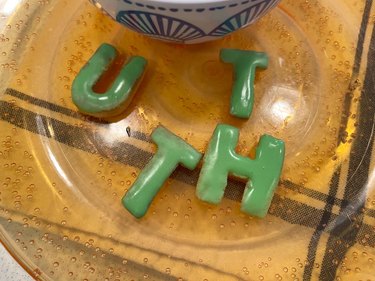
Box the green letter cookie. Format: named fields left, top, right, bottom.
left=123, top=126, right=202, bottom=218
left=72, top=43, right=147, bottom=118
left=220, top=49, right=268, bottom=119
left=196, top=124, right=285, bottom=218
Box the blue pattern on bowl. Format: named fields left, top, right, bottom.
left=116, top=11, right=205, bottom=42
left=92, top=0, right=280, bottom=43
left=209, top=0, right=277, bottom=36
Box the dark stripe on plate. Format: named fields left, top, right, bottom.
left=303, top=171, right=340, bottom=280
left=303, top=1, right=374, bottom=279
left=1, top=99, right=375, bottom=245
left=7, top=88, right=375, bottom=218
left=3, top=88, right=369, bottom=210
left=282, top=180, right=346, bottom=207
left=320, top=8, right=375, bottom=280
left=4, top=88, right=151, bottom=142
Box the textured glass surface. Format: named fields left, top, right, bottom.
left=0, top=0, right=374, bottom=280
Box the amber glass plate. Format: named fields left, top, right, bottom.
left=0, top=0, right=375, bottom=280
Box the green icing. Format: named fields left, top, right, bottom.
left=122, top=126, right=202, bottom=218
left=220, top=49, right=268, bottom=119
left=72, top=43, right=147, bottom=117
left=196, top=124, right=285, bottom=218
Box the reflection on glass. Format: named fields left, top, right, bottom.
left=0, top=0, right=22, bottom=16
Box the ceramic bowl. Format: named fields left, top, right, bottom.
left=90, top=0, right=281, bottom=43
